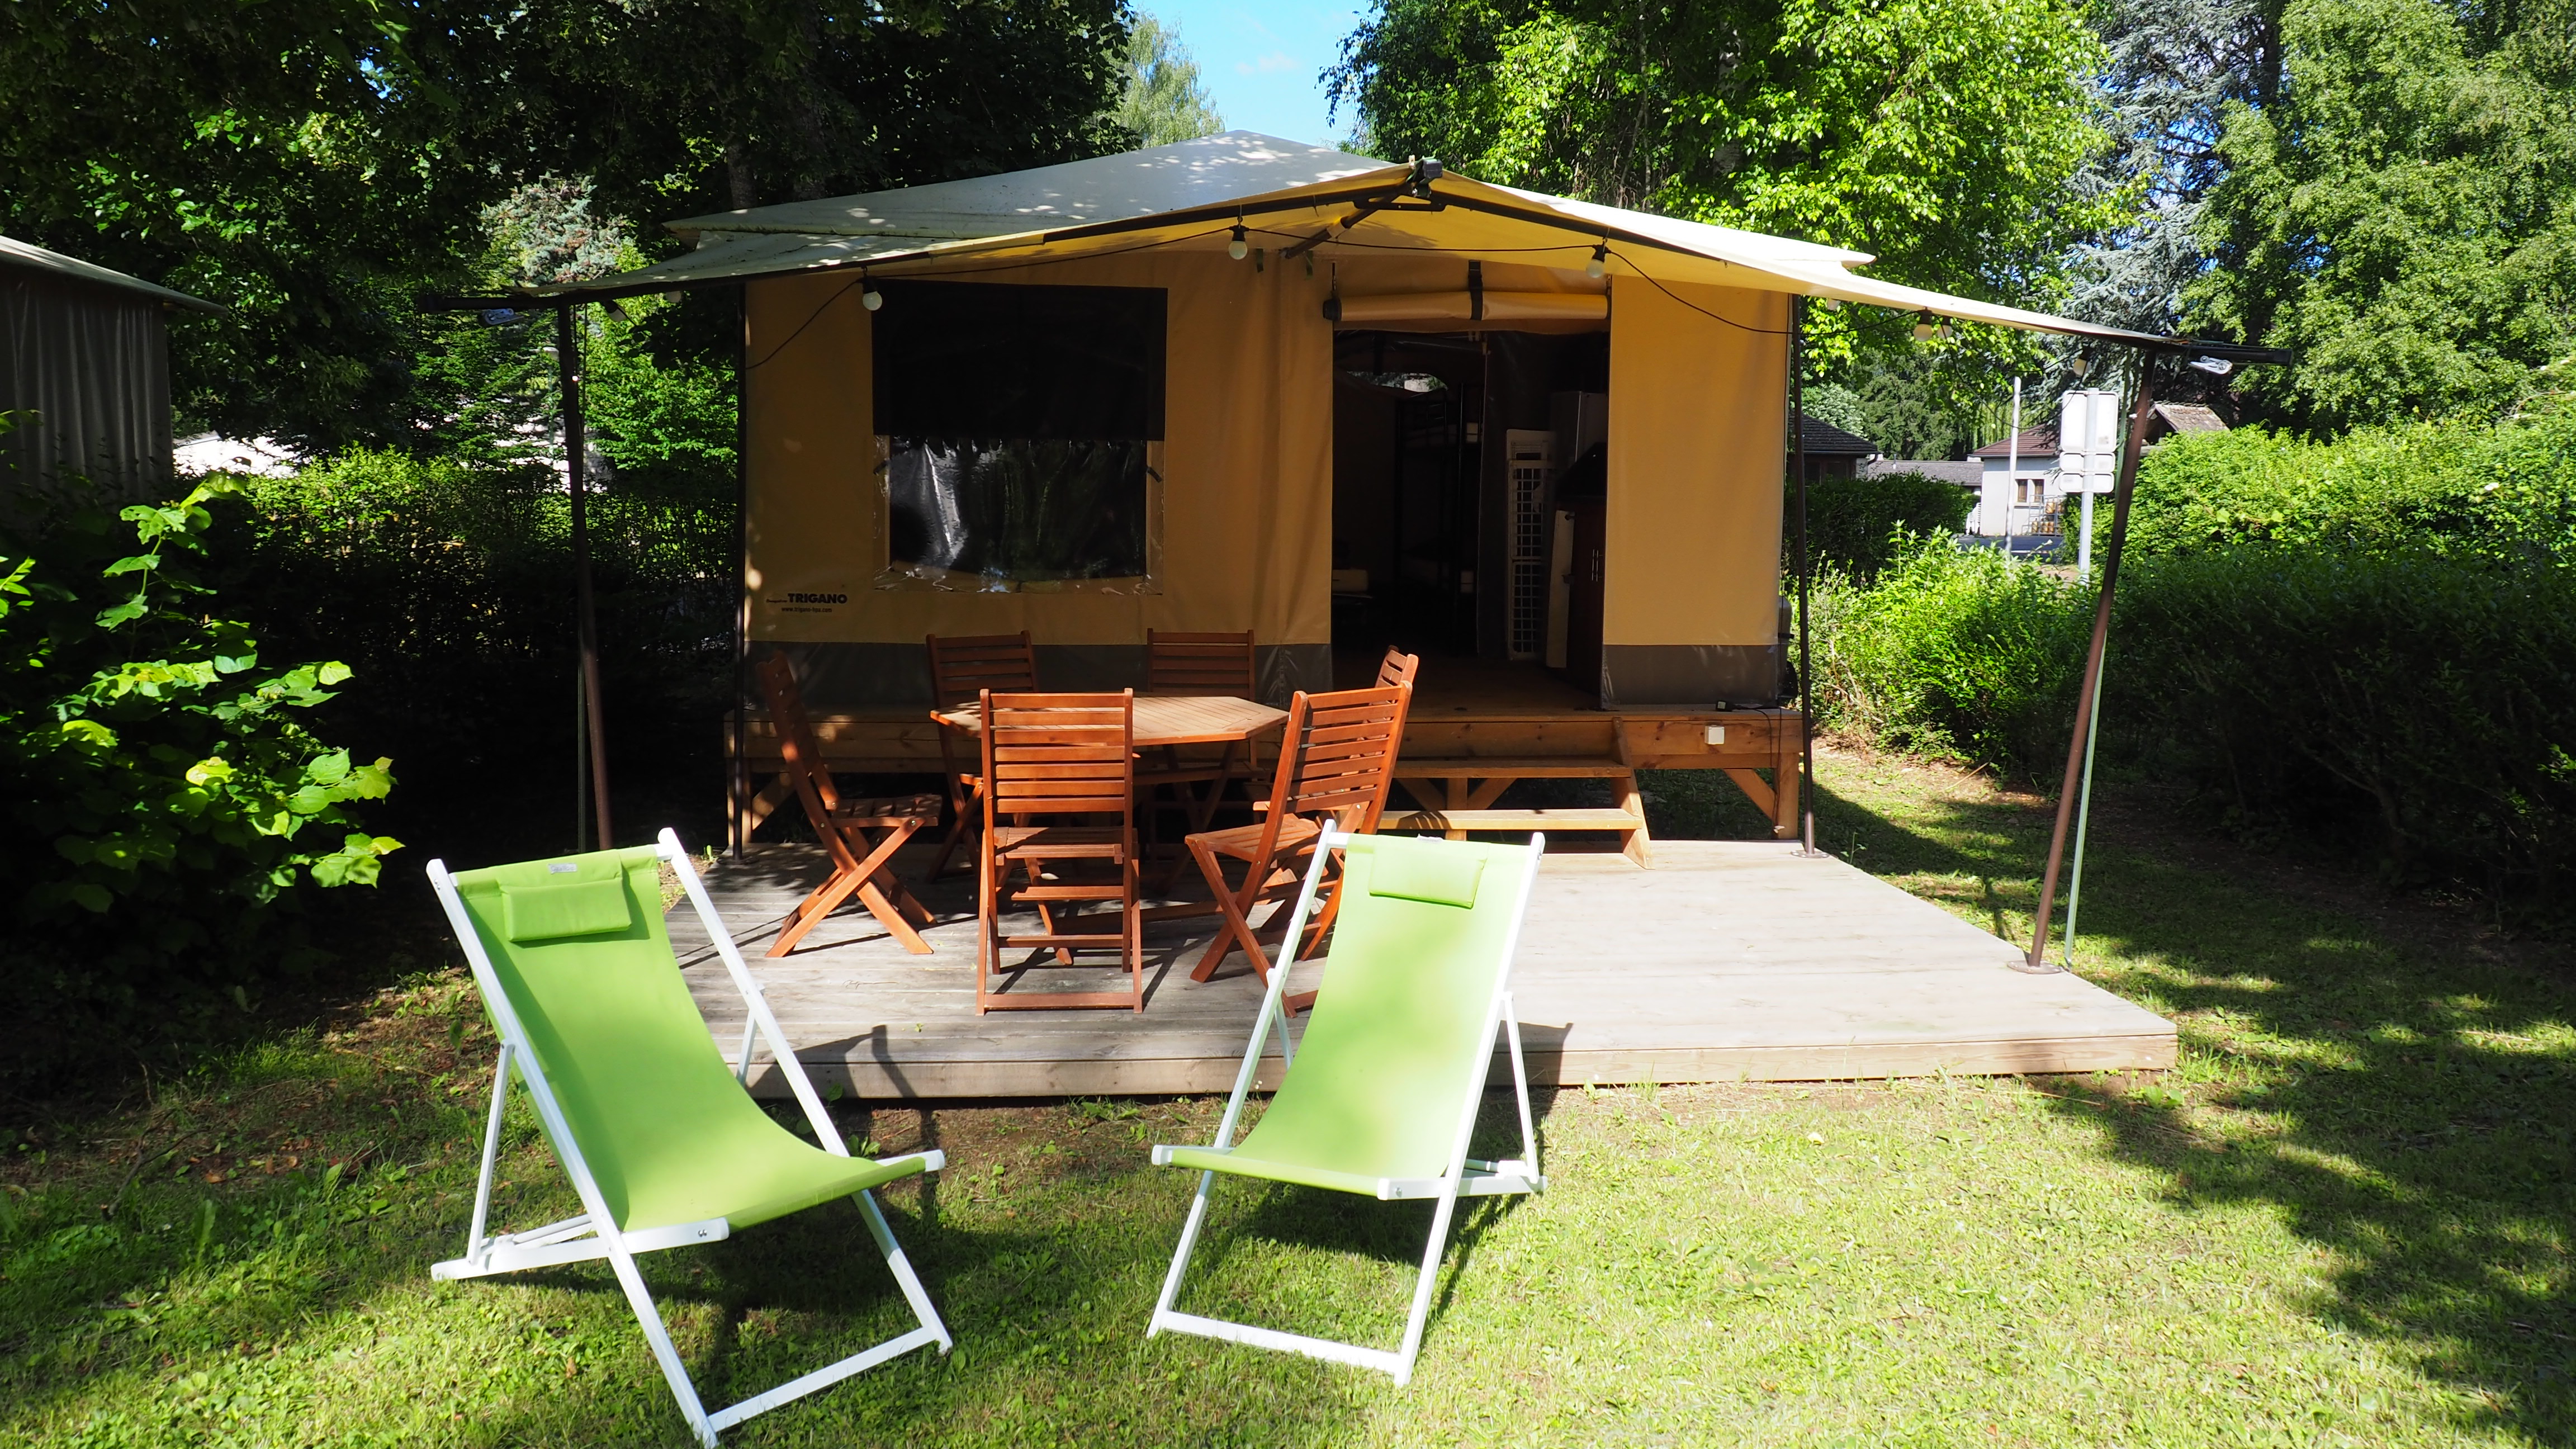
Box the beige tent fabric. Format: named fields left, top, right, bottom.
left=1606, top=280, right=1787, bottom=650
left=527, top=132, right=2216, bottom=714
left=744, top=250, right=1332, bottom=653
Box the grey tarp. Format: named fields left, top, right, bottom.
left=1, top=236, right=218, bottom=514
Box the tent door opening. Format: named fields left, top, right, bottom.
left=1330, top=329, right=1608, bottom=702
left=1330, top=334, right=1483, bottom=660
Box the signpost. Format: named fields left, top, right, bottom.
left=2056, top=387, right=2122, bottom=574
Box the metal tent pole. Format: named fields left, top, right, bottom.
left=574, top=665, right=589, bottom=852
left=1791, top=300, right=1820, bottom=856
left=2024, top=354, right=2157, bottom=972
left=731, top=286, right=752, bottom=858
left=557, top=303, right=613, bottom=851
left=2061, top=627, right=2110, bottom=965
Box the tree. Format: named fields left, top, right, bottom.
left=2188, top=0, right=2576, bottom=429
left=1117, top=15, right=1224, bottom=146
left=1850, top=350, right=1994, bottom=461
left=1328, top=0, right=2114, bottom=307
left=0, top=1, right=487, bottom=449
left=2061, top=0, right=2277, bottom=338
left=436, top=1, right=1134, bottom=224
left=0, top=2, right=1136, bottom=450
left=1327, top=0, right=2116, bottom=441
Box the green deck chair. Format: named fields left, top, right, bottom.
left=1147, top=828, right=1547, bottom=1384
left=425, top=828, right=950, bottom=1446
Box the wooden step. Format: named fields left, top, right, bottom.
left=1382, top=806, right=1650, bottom=865
left=1385, top=806, right=1642, bottom=831
left=1393, top=756, right=1633, bottom=778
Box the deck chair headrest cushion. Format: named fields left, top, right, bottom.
left=1365, top=836, right=1486, bottom=909
left=497, top=861, right=637, bottom=942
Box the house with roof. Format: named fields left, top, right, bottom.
left=1970, top=425, right=2058, bottom=536
left=1792, top=416, right=1879, bottom=481
left=1967, top=398, right=2228, bottom=537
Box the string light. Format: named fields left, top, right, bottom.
left=1586, top=241, right=1608, bottom=280
left=1228, top=223, right=1249, bottom=261
left=1914, top=312, right=1938, bottom=341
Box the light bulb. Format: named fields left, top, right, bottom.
left=1228, top=224, right=1249, bottom=261
left=1914, top=316, right=1936, bottom=341
left=861, top=287, right=883, bottom=311
left=1821, top=297, right=1841, bottom=312
left=1585, top=242, right=1608, bottom=280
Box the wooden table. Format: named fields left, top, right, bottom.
left=933, top=694, right=1287, bottom=748
left=940, top=693, right=1289, bottom=909
left=939, top=692, right=1287, bottom=836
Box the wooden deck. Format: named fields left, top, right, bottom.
left=675, top=840, right=2176, bottom=1099
left=727, top=655, right=1811, bottom=852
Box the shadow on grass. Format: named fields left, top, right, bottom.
left=1172, top=1090, right=1550, bottom=1365
left=5, top=1119, right=1377, bottom=1446
left=1801, top=763, right=2576, bottom=1443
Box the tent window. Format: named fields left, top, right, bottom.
left=871, top=281, right=1166, bottom=591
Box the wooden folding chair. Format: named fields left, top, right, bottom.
left=1146, top=629, right=1258, bottom=696
left=978, top=690, right=1145, bottom=1013
left=756, top=654, right=937, bottom=957
left=1376, top=645, right=1421, bottom=690
left=925, top=631, right=1039, bottom=879
left=1183, top=681, right=1412, bottom=1002
left=1137, top=629, right=1260, bottom=839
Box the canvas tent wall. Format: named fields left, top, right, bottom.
left=1, top=237, right=218, bottom=515
left=744, top=248, right=1336, bottom=706
left=521, top=132, right=2196, bottom=712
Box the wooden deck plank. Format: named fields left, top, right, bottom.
left=675, top=840, right=2174, bottom=1098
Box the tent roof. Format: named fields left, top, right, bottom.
left=510, top=133, right=2266, bottom=358
left=660, top=132, right=1399, bottom=243
left=0, top=236, right=221, bottom=314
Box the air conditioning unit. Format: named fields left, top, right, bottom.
left=1504, top=429, right=1556, bottom=661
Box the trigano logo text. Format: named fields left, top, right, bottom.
left=766, top=591, right=849, bottom=613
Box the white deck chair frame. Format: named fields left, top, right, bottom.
left=1147, top=827, right=1547, bottom=1385
left=425, top=828, right=951, bottom=1446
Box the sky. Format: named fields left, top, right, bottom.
left=1140, top=1, right=1374, bottom=150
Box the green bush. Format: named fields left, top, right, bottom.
left=1, top=476, right=399, bottom=1079
left=1807, top=523, right=2576, bottom=897
left=1808, top=534, right=2090, bottom=771
left=2113, top=548, right=2576, bottom=892
left=2128, top=408, right=2576, bottom=564
left=202, top=292, right=742, bottom=868
left=219, top=441, right=733, bottom=866
left=1792, top=472, right=1976, bottom=581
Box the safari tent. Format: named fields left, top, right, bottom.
left=510, top=132, right=2236, bottom=864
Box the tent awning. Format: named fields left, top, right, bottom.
left=489, top=132, right=2275, bottom=359
left=0, top=236, right=221, bottom=314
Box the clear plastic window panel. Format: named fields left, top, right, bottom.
left=878, top=437, right=1162, bottom=593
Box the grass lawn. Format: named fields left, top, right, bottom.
left=4, top=747, right=2571, bottom=1446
